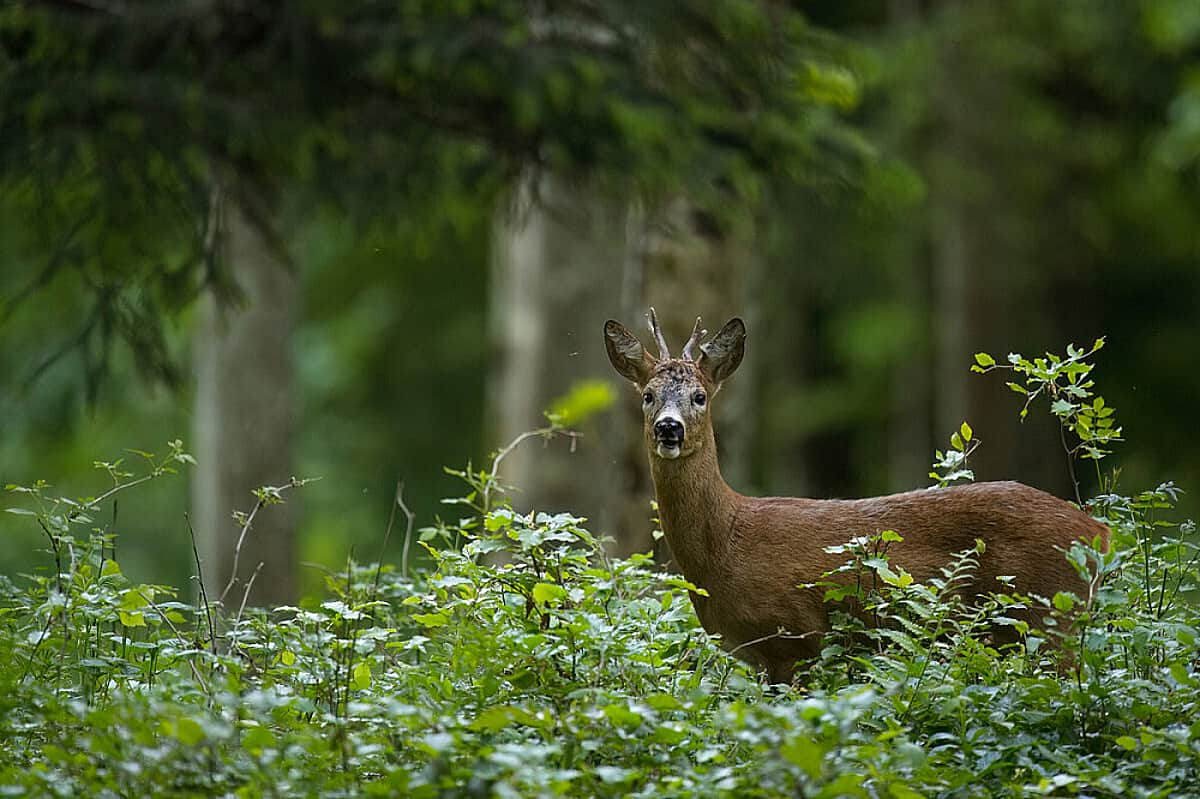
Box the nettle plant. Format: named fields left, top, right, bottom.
left=0, top=341, right=1198, bottom=797
left=805, top=341, right=1199, bottom=743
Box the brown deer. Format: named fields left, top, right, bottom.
left=604, top=309, right=1110, bottom=683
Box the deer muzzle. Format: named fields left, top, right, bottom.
left=653, top=416, right=685, bottom=459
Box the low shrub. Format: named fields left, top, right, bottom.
left=2, top=344, right=1198, bottom=797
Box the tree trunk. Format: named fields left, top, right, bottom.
left=488, top=173, right=635, bottom=548
left=639, top=199, right=757, bottom=563
left=488, top=179, right=760, bottom=559
left=192, top=186, right=297, bottom=607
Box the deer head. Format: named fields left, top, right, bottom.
left=604, top=308, right=746, bottom=460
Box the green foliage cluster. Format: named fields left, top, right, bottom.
left=3, top=346, right=1200, bottom=798
left=0, top=0, right=857, bottom=390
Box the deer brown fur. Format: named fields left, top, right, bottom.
left=604, top=310, right=1110, bottom=684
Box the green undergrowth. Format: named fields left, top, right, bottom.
left=2, top=346, right=1200, bottom=798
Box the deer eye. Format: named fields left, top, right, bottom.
left=642, top=391, right=654, bottom=405
left=693, top=391, right=707, bottom=406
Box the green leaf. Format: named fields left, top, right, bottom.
left=960, top=421, right=973, bottom=442
left=644, top=693, right=683, bottom=711
left=888, top=783, right=926, bottom=799
left=781, top=735, right=824, bottom=779
left=532, top=582, right=567, bottom=605
left=974, top=352, right=996, bottom=368
left=119, top=610, right=146, bottom=627
left=471, top=706, right=517, bottom=732
left=242, top=725, right=275, bottom=754
left=1052, top=592, right=1075, bottom=612
left=279, top=650, right=296, bottom=666
left=352, top=661, right=372, bottom=690
left=880, top=530, right=904, bottom=543
left=412, top=612, right=450, bottom=627
left=119, top=587, right=153, bottom=611
left=1116, top=736, right=1137, bottom=751
left=547, top=379, right=616, bottom=426
left=603, top=703, right=643, bottom=730
left=881, top=566, right=914, bottom=588
left=1050, top=399, right=1077, bottom=416
left=174, top=717, right=205, bottom=746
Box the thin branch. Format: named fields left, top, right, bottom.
left=397, top=484, right=415, bottom=581
left=235, top=562, right=264, bottom=630
left=726, top=628, right=820, bottom=659
left=0, top=211, right=91, bottom=324
left=184, top=512, right=217, bottom=654
left=23, top=308, right=101, bottom=390
left=143, top=595, right=210, bottom=693
left=482, top=426, right=581, bottom=513
left=1060, top=423, right=1082, bottom=506
left=218, top=477, right=306, bottom=604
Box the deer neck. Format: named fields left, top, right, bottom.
left=648, top=427, right=740, bottom=586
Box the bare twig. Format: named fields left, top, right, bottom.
left=397, top=483, right=416, bottom=581
left=185, top=512, right=217, bottom=654
left=1060, top=423, right=1082, bottom=506
left=482, top=426, right=581, bottom=513
left=235, top=562, right=264, bottom=630
left=219, top=477, right=306, bottom=604
left=144, top=595, right=211, bottom=693
left=726, top=628, right=821, bottom=666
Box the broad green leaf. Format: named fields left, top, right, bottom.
left=532, top=582, right=566, bottom=604
left=888, top=783, right=925, bottom=799
left=471, top=706, right=517, bottom=732
left=119, top=587, right=153, bottom=611
left=881, top=566, right=914, bottom=588
left=974, top=352, right=995, bottom=368
left=644, top=693, right=683, bottom=711
left=119, top=610, right=146, bottom=627
left=352, top=661, right=372, bottom=690
left=780, top=735, right=823, bottom=779
left=603, top=703, right=643, bottom=730
left=242, top=725, right=275, bottom=753
left=174, top=717, right=205, bottom=746
left=412, top=612, right=450, bottom=627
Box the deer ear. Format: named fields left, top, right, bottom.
left=698, top=317, right=745, bottom=386
left=604, top=319, right=654, bottom=385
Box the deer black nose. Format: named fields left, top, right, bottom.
left=654, top=418, right=684, bottom=442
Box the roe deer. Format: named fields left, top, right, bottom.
left=604, top=309, right=1110, bottom=683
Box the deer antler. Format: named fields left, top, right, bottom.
left=681, top=317, right=707, bottom=361
left=646, top=307, right=671, bottom=359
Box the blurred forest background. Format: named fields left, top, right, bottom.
left=2, top=1, right=1198, bottom=604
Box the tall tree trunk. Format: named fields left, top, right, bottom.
left=488, top=179, right=760, bottom=559
left=639, top=199, right=757, bottom=561
left=488, top=173, right=634, bottom=547
left=193, top=185, right=296, bottom=606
